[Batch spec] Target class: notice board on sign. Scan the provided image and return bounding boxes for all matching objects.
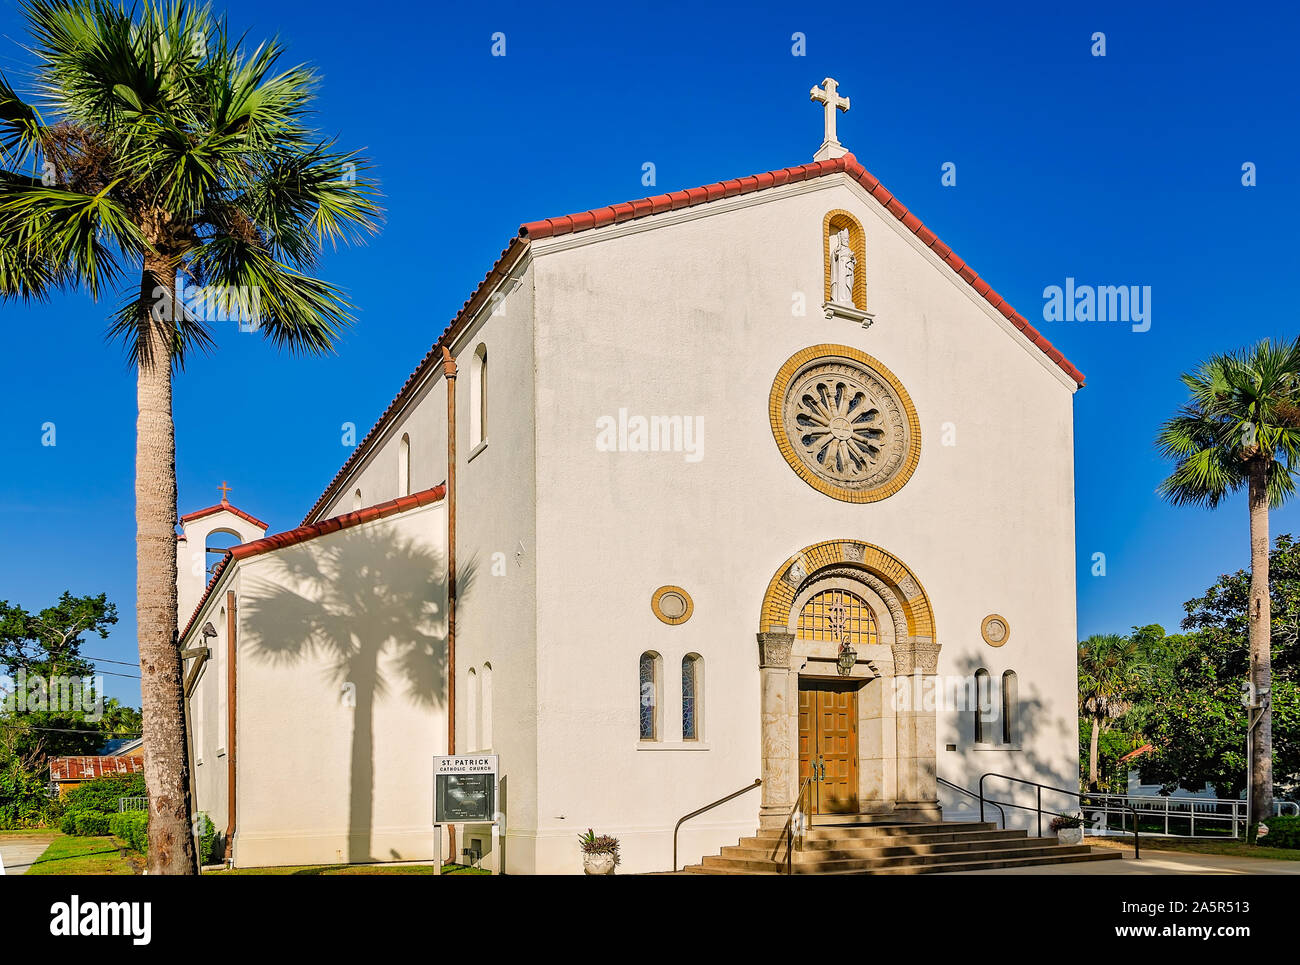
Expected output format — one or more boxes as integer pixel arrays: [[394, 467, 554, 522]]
[[433, 755, 497, 824]]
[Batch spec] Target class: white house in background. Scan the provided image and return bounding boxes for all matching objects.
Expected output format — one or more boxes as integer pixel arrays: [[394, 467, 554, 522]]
[[179, 79, 1086, 874]]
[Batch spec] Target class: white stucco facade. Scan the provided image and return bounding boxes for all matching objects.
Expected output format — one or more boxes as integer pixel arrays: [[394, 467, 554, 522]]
[[180, 157, 1081, 874]]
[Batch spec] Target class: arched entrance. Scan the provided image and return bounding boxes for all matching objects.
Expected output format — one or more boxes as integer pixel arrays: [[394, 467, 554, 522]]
[[755, 540, 941, 828]]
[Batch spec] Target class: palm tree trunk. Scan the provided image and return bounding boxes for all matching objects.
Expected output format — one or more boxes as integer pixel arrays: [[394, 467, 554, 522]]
[[1247, 459, 1273, 836], [1088, 718, 1101, 790], [136, 259, 197, 875]]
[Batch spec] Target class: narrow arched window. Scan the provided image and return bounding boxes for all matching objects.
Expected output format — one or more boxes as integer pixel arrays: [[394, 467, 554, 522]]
[[466, 667, 478, 752], [398, 433, 411, 496], [639, 651, 661, 741], [481, 662, 493, 750], [470, 343, 488, 448], [1001, 670, 1018, 745], [353, 488, 362, 511], [681, 653, 703, 741], [974, 669, 991, 744]]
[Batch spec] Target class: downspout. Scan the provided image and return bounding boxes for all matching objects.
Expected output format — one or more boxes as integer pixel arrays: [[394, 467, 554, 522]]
[[225, 590, 237, 864], [441, 346, 458, 864]]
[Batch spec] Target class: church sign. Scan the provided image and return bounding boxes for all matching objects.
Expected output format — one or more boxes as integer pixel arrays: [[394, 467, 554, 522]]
[[433, 755, 497, 824]]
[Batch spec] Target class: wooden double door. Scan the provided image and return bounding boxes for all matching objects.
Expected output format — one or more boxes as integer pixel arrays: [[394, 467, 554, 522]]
[[798, 678, 860, 814]]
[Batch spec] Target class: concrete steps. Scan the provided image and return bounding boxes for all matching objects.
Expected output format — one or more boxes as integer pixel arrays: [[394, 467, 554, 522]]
[[680, 818, 1122, 875]]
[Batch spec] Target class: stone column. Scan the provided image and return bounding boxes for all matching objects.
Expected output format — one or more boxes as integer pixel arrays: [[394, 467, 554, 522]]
[[756, 631, 796, 830], [892, 640, 942, 821]]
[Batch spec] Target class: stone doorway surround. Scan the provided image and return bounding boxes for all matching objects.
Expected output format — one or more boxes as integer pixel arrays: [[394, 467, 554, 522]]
[[756, 540, 941, 829]]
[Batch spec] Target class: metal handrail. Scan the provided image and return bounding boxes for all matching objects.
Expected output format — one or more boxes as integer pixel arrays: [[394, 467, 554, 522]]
[[1073, 792, 1299, 839], [979, 771, 1140, 859], [784, 776, 813, 876], [937, 776, 1006, 829], [672, 778, 761, 872]]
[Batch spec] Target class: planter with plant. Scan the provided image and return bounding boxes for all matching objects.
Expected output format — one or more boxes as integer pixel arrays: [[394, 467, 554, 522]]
[[1050, 813, 1084, 845], [579, 829, 621, 875]]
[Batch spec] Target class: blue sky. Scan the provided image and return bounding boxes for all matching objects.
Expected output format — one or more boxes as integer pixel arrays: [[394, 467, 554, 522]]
[[1, 1, 1296, 704]]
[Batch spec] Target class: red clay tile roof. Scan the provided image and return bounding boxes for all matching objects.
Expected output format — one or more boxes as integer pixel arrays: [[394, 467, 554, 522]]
[[300, 152, 1083, 528], [180, 485, 447, 642], [180, 499, 269, 531], [50, 755, 146, 781], [520, 153, 1084, 387]]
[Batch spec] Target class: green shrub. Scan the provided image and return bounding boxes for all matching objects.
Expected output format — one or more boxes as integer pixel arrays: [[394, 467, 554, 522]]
[[73, 809, 110, 836], [1260, 814, 1300, 849], [63, 773, 146, 815], [58, 808, 82, 835], [0, 759, 60, 829], [110, 811, 149, 853], [195, 812, 218, 865]]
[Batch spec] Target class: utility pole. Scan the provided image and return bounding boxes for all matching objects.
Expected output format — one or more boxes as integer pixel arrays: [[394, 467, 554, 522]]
[[1241, 680, 1271, 842]]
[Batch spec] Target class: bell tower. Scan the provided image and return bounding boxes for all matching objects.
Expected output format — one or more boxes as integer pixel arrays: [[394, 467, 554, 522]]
[[175, 482, 268, 626]]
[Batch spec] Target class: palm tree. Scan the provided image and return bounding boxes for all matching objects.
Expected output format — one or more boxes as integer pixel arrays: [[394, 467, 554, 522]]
[[1078, 633, 1149, 790], [1156, 336, 1300, 834], [0, 0, 380, 873]]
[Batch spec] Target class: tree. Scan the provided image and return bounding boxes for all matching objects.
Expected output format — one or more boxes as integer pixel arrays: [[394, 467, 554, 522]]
[[1078, 633, 1150, 790], [1143, 535, 1300, 799], [0, 1, 380, 873], [0, 591, 117, 760], [1156, 337, 1300, 832], [0, 591, 120, 827]]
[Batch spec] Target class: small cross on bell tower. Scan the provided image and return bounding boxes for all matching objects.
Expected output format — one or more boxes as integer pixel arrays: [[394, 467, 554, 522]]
[[218, 480, 232, 504], [810, 77, 851, 161]]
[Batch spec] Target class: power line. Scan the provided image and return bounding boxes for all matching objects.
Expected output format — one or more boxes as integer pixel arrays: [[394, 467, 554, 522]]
[[81, 655, 140, 668]]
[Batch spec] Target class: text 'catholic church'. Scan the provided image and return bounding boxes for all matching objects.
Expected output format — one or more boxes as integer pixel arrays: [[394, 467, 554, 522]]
[[178, 80, 1088, 874]]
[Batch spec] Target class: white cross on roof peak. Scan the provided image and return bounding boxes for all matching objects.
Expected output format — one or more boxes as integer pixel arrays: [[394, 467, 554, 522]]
[[811, 77, 850, 161]]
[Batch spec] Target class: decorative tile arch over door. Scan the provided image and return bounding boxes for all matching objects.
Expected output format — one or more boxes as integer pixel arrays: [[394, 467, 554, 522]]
[[754, 540, 942, 828]]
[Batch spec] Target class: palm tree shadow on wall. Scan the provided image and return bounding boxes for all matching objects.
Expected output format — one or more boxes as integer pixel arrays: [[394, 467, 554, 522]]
[[944, 653, 1078, 820], [241, 526, 476, 863]]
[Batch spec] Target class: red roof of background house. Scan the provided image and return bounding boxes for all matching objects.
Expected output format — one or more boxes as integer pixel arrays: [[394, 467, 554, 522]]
[[50, 755, 146, 782], [1118, 743, 1155, 764], [300, 153, 1084, 526], [180, 499, 269, 531], [179, 485, 447, 642]]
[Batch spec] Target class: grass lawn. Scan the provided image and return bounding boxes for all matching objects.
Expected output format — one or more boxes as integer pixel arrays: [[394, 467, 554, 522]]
[[206, 862, 489, 875], [0, 827, 58, 837], [1088, 835, 1300, 861], [24, 833, 140, 875]]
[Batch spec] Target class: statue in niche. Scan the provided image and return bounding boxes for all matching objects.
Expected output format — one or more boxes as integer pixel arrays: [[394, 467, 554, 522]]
[[830, 227, 857, 306]]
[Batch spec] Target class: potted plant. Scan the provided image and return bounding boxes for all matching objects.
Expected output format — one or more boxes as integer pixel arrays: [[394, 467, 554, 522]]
[[1050, 812, 1084, 845], [579, 829, 621, 875]]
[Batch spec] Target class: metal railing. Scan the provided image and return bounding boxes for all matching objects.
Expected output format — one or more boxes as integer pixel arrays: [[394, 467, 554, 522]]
[[671, 778, 761, 872], [1076, 792, 1298, 840], [979, 772, 1140, 859], [784, 777, 813, 875], [938, 776, 1005, 829], [117, 796, 147, 813]]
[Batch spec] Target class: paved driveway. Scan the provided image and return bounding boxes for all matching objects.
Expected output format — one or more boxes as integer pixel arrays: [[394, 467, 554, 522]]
[[943, 848, 1300, 875], [0, 835, 55, 875]]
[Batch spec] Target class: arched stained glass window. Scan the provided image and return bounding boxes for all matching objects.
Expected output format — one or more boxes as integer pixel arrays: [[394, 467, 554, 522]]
[[1001, 670, 1018, 745], [682, 654, 703, 741], [639, 652, 660, 741], [796, 588, 878, 646], [974, 669, 992, 744]]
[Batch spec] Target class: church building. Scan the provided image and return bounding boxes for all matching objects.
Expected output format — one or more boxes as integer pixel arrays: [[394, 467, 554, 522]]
[[177, 79, 1089, 874]]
